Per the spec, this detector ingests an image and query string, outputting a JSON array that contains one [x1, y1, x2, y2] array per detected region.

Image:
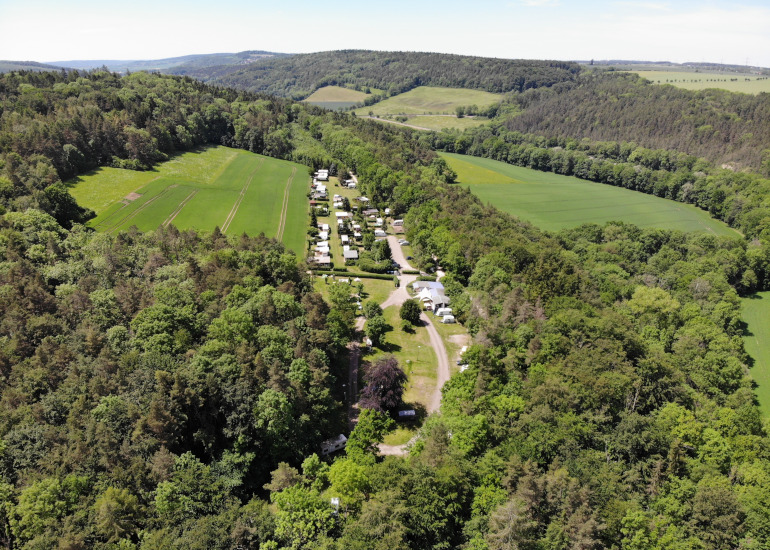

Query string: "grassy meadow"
[[442, 152, 738, 236], [353, 86, 502, 116], [629, 71, 770, 94], [304, 85, 368, 102], [70, 146, 309, 254], [303, 85, 373, 110], [742, 292, 770, 416]]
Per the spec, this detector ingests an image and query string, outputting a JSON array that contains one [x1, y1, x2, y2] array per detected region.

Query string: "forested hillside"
[[179, 50, 581, 99], [3, 68, 770, 549], [501, 72, 770, 172]]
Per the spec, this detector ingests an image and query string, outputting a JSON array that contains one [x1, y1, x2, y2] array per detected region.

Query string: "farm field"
[[441, 153, 738, 236], [303, 85, 371, 110], [629, 71, 770, 94], [742, 292, 770, 416], [70, 146, 309, 254], [353, 86, 502, 116]]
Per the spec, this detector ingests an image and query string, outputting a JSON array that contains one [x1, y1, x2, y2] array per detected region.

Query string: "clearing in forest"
[[70, 146, 309, 255], [442, 152, 738, 236], [742, 292, 770, 416], [353, 86, 502, 116], [303, 85, 371, 110]]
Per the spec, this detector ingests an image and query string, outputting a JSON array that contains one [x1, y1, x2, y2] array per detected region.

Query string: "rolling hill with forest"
[[50, 50, 288, 74], [175, 50, 582, 99], [1, 54, 770, 549]]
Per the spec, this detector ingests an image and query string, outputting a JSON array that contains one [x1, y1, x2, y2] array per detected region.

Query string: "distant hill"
[[178, 50, 582, 100], [49, 50, 288, 74], [0, 60, 66, 73]]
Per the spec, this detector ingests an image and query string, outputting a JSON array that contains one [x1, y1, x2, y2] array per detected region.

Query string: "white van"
[[442, 315, 456, 324], [435, 307, 452, 317]]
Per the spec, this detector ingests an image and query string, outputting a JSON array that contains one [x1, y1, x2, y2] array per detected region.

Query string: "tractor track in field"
[[100, 186, 176, 234], [222, 160, 263, 234], [162, 189, 198, 228], [275, 167, 297, 242]]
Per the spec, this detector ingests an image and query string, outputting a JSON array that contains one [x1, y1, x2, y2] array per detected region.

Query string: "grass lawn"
[[628, 71, 770, 94], [311, 278, 393, 312], [442, 152, 738, 236], [353, 86, 502, 116], [361, 306, 437, 411], [742, 292, 770, 416], [383, 426, 418, 446], [71, 146, 309, 255]]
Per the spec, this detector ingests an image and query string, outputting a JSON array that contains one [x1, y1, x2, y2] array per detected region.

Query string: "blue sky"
[[1, 0, 768, 67]]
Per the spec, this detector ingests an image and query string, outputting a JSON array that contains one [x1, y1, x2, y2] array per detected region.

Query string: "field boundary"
[[162, 190, 198, 228], [276, 167, 297, 242], [222, 159, 264, 234]]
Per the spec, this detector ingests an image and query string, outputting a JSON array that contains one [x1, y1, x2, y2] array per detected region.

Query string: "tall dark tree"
[[359, 355, 407, 411]]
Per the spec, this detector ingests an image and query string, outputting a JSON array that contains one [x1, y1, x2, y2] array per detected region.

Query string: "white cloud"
[[518, 0, 560, 6]]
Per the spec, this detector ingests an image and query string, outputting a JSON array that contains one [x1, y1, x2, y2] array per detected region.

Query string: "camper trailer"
[[320, 434, 347, 456]]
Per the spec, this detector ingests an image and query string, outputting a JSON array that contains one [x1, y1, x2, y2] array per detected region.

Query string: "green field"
[[629, 71, 770, 94], [442, 152, 738, 236], [742, 292, 770, 416], [304, 85, 368, 102], [70, 146, 309, 254], [303, 86, 371, 110], [353, 86, 502, 116]]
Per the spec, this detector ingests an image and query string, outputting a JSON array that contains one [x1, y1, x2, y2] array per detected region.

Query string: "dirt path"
[[222, 160, 263, 234], [275, 167, 297, 241], [360, 116, 432, 131], [162, 190, 198, 228], [422, 312, 450, 413], [387, 235, 415, 271], [369, 240, 453, 456]]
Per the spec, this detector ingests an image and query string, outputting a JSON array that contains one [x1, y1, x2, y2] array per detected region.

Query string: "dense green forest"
[[178, 50, 581, 99], [499, 72, 770, 172], [3, 67, 770, 549]]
